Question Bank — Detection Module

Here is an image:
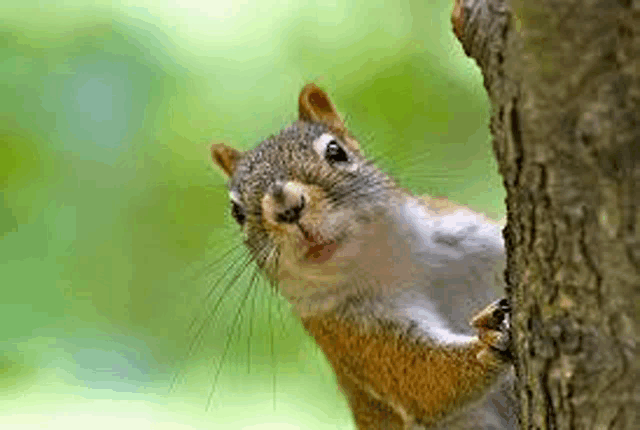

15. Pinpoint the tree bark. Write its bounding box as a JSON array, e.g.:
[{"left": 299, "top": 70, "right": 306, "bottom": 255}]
[{"left": 451, "top": 0, "right": 639, "bottom": 429}]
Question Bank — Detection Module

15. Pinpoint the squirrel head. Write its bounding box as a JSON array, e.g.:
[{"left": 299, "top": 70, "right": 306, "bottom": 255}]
[{"left": 211, "top": 84, "right": 398, "bottom": 294}]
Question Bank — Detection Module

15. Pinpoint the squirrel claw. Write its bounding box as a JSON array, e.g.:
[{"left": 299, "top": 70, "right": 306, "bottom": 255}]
[
  {"left": 472, "top": 298, "right": 512, "bottom": 359},
  {"left": 471, "top": 298, "right": 510, "bottom": 331}
]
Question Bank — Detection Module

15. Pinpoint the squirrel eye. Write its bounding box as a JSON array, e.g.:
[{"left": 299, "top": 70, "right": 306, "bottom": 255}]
[
  {"left": 230, "top": 201, "right": 246, "bottom": 225},
  {"left": 325, "top": 140, "right": 348, "bottom": 163}
]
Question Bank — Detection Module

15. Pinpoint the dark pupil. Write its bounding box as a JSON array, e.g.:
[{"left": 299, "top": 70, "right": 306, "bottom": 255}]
[
  {"left": 325, "top": 140, "right": 348, "bottom": 163},
  {"left": 231, "top": 201, "right": 246, "bottom": 225}
]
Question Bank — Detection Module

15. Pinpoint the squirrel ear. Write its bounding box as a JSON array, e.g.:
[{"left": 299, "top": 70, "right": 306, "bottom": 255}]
[
  {"left": 211, "top": 143, "right": 242, "bottom": 177},
  {"left": 298, "top": 84, "right": 345, "bottom": 131}
]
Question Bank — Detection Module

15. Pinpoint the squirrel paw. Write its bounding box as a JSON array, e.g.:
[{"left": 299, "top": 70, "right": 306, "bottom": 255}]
[{"left": 471, "top": 298, "right": 512, "bottom": 360}]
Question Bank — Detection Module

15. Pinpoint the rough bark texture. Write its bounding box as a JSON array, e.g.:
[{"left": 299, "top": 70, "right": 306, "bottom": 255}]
[{"left": 452, "top": 0, "right": 639, "bottom": 429}]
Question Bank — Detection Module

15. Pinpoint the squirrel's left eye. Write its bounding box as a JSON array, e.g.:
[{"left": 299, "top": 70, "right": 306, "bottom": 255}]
[
  {"left": 325, "top": 140, "right": 348, "bottom": 163},
  {"left": 230, "top": 201, "right": 246, "bottom": 225}
]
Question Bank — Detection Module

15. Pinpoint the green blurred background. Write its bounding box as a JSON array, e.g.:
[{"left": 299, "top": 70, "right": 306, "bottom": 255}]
[{"left": 0, "top": 1, "right": 504, "bottom": 429}]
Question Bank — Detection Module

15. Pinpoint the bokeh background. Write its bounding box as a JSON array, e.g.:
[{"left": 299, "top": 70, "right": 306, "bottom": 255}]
[{"left": 1, "top": 1, "right": 504, "bottom": 429}]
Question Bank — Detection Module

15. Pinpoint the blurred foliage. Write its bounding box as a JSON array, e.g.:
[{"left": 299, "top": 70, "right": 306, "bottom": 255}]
[{"left": 1, "top": 1, "right": 503, "bottom": 428}]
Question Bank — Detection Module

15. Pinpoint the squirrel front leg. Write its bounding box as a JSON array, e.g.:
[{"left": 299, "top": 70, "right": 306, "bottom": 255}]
[{"left": 302, "top": 299, "right": 512, "bottom": 429}]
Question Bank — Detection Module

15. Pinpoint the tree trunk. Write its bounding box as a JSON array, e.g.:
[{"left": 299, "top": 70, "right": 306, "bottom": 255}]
[{"left": 451, "top": 0, "right": 639, "bottom": 428}]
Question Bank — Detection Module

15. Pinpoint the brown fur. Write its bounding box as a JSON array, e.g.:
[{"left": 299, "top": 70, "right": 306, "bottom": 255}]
[{"left": 302, "top": 304, "right": 506, "bottom": 429}]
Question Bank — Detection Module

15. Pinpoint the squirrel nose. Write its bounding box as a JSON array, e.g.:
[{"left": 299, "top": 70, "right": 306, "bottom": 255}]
[{"left": 275, "top": 194, "right": 305, "bottom": 224}]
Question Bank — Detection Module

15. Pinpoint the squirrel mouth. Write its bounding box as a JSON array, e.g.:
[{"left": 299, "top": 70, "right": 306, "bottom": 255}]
[{"left": 297, "top": 223, "right": 339, "bottom": 263}]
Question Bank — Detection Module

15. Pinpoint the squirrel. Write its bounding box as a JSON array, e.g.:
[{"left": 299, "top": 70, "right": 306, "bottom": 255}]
[{"left": 210, "top": 84, "right": 518, "bottom": 429}]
